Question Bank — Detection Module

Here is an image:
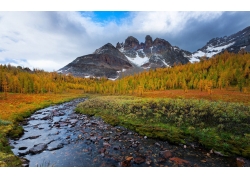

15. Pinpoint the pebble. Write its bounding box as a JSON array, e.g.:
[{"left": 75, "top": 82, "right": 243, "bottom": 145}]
[{"left": 9, "top": 98, "right": 241, "bottom": 167}]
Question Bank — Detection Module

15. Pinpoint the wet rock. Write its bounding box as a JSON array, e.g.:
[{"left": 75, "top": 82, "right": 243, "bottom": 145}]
[
  {"left": 58, "top": 111, "right": 65, "bottom": 116},
  {"left": 157, "top": 157, "right": 166, "bottom": 163},
  {"left": 113, "top": 146, "right": 120, "bottom": 150},
  {"left": 23, "top": 135, "right": 41, "bottom": 140},
  {"left": 214, "top": 151, "right": 227, "bottom": 157},
  {"left": 54, "top": 122, "right": 60, "bottom": 128},
  {"left": 18, "top": 151, "right": 29, "bottom": 156},
  {"left": 69, "top": 119, "right": 78, "bottom": 124},
  {"left": 131, "top": 144, "right": 138, "bottom": 148},
  {"left": 236, "top": 157, "right": 250, "bottom": 167},
  {"left": 103, "top": 142, "right": 111, "bottom": 148},
  {"left": 41, "top": 115, "right": 50, "bottom": 120},
  {"left": 160, "top": 150, "right": 172, "bottom": 159},
  {"left": 169, "top": 157, "right": 190, "bottom": 165},
  {"left": 155, "top": 142, "right": 161, "bottom": 147},
  {"left": 134, "top": 156, "right": 146, "bottom": 164},
  {"left": 146, "top": 159, "right": 152, "bottom": 165},
  {"left": 47, "top": 143, "right": 64, "bottom": 151},
  {"left": 35, "top": 111, "right": 43, "bottom": 115},
  {"left": 144, "top": 136, "right": 147, "bottom": 139},
  {"left": 18, "top": 147, "right": 28, "bottom": 150},
  {"left": 20, "top": 157, "right": 30, "bottom": 167},
  {"left": 125, "top": 156, "right": 133, "bottom": 161},
  {"left": 59, "top": 122, "right": 68, "bottom": 127},
  {"left": 99, "top": 148, "right": 106, "bottom": 154},
  {"left": 90, "top": 136, "right": 97, "bottom": 142},
  {"left": 120, "top": 160, "right": 131, "bottom": 167},
  {"left": 29, "top": 143, "right": 48, "bottom": 154}
]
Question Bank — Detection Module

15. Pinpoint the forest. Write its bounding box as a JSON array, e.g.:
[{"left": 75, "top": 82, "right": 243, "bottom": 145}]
[{"left": 1, "top": 51, "right": 249, "bottom": 97}]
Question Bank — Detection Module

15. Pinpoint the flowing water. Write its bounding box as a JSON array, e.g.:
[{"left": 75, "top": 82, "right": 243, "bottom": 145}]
[{"left": 9, "top": 98, "right": 239, "bottom": 167}]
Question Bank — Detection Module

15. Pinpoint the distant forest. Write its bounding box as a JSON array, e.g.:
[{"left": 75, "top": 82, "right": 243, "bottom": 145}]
[{"left": 1, "top": 51, "right": 250, "bottom": 96}]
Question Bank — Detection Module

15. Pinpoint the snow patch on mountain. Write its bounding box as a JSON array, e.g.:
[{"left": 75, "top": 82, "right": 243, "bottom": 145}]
[
  {"left": 190, "top": 42, "right": 235, "bottom": 63},
  {"left": 125, "top": 53, "right": 149, "bottom": 67}
]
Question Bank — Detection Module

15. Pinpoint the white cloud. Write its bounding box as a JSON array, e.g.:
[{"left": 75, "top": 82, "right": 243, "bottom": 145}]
[
  {"left": 0, "top": 11, "right": 224, "bottom": 71},
  {"left": 128, "top": 11, "right": 223, "bottom": 34}
]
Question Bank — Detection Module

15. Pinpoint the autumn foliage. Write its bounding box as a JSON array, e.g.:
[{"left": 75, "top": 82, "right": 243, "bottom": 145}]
[{"left": 1, "top": 51, "right": 250, "bottom": 97}]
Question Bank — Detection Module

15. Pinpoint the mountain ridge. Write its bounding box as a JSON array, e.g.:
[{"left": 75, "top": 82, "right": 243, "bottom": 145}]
[{"left": 58, "top": 26, "right": 250, "bottom": 78}]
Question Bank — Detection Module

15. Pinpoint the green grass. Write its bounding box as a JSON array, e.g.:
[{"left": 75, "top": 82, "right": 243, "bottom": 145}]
[{"left": 76, "top": 95, "right": 250, "bottom": 158}]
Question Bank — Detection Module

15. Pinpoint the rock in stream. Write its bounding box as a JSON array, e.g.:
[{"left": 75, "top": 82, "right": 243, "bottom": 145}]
[{"left": 9, "top": 98, "right": 243, "bottom": 167}]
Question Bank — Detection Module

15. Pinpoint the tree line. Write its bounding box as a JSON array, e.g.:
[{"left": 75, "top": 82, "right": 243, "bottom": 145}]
[{"left": 1, "top": 51, "right": 250, "bottom": 97}]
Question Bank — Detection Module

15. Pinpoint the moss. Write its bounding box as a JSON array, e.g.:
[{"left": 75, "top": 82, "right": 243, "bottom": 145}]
[
  {"left": 77, "top": 95, "right": 250, "bottom": 158},
  {"left": 7, "top": 125, "right": 24, "bottom": 139},
  {"left": 0, "top": 161, "right": 7, "bottom": 167},
  {"left": 0, "top": 152, "right": 22, "bottom": 167}
]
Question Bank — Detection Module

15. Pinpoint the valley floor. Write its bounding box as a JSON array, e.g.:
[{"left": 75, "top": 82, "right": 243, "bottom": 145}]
[
  {"left": 1, "top": 88, "right": 250, "bottom": 166},
  {"left": 141, "top": 89, "right": 250, "bottom": 105}
]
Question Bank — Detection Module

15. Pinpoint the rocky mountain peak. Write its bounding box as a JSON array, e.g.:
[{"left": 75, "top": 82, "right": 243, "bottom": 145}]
[
  {"left": 145, "top": 35, "right": 153, "bottom": 48},
  {"left": 153, "top": 38, "right": 171, "bottom": 47},
  {"left": 115, "top": 35, "right": 190, "bottom": 68},
  {"left": 124, "top": 36, "right": 139, "bottom": 50}
]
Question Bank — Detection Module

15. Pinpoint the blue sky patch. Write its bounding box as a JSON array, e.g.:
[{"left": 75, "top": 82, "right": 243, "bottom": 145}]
[{"left": 81, "top": 11, "right": 131, "bottom": 24}]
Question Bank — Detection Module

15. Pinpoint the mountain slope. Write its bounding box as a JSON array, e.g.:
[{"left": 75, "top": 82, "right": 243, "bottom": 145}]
[
  {"left": 189, "top": 26, "right": 250, "bottom": 62},
  {"left": 58, "top": 43, "right": 133, "bottom": 79},
  {"left": 116, "top": 35, "right": 191, "bottom": 68},
  {"left": 58, "top": 26, "right": 250, "bottom": 78}
]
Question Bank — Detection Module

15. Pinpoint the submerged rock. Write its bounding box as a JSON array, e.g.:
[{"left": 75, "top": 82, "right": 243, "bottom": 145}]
[{"left": 29, "top": 143, "right": 47, "bottom": 154}]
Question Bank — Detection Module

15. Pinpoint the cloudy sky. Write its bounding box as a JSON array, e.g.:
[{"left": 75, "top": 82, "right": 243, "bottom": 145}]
[{"left": 0, "top": 1, "right": 250, "bottom": 71}]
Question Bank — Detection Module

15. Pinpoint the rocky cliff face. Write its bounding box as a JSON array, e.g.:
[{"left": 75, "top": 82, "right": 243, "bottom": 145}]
[
  {"left": 58, "top": 43, "right": 132, "bottom": 79},
  {"left": 59, "top": 35, "right": 191, "bottom": 78},
  {"left": 116, "top": 35, "right": 190, "bottom": 68}
]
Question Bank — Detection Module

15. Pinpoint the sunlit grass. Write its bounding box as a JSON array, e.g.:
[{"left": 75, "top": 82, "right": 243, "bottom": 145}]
[{"left": 76, "top": 95, "right": 250, "bottom": 158}]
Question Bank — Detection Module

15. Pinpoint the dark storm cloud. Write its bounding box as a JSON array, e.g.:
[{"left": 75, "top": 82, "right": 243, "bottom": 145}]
[{"left": 166, "top": 11, "right": 250, "bottom": 52}]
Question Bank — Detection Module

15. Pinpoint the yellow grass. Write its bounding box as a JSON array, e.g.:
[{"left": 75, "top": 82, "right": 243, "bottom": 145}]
[
  {"left": 0, "top": 90, "right": 84, "bottom": 121},
  {"left": 141, "top": 89, "right": 250, "bottom": 105}
]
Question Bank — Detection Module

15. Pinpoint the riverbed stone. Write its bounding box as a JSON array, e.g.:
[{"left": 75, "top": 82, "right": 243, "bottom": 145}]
[
  {"left": 160, "top": 150, "right": 172, "bottom": 159},
  {"left": 41, "top": 115, "right": 50, "bottom": 120},
  {"left": 10, "top": 98, "right": 242, "bottom": 167},
  {"left": 47, "top": 143, "right": 64, "bottom": 151},
  {"left": 120, "top": 160, "right": 131, "bottom": 167},
  {"left": 134, "top": 156, "right": 146, "bottom": 164},
  {"left": 18, "top": 147, "right": 28, "bottom": 150},
  {"left": 103, "top": 142, "right": 111, "bottom": 148},
  {"left": 69, "top": 119, "right": 78, "bottom": 124},
  {"left": 236, "top": 157, "right": 250, "bottom": 167},
  {"left": 29, "top": 143, "right": 48, "bottom": 154},
  {"left": 169, "top": 157, "right": 190, "bottom": 165}
]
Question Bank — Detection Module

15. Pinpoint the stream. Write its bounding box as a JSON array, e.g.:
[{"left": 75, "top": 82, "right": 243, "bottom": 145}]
[{"left": 9, "top": 98, "right": 244, "bottom": 167}]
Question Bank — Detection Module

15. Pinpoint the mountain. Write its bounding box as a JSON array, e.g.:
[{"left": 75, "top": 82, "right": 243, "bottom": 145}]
[
  {"left": 58, "top": 43, "right": 133, "bottom": 79},
  {"left": 189, "top": 26, "right": 250, "bottom": 62},
  {"left": 58, "top": 26, "right": 250, "bottom": 78},
  {"left": 116, "top": 35, "right": 190, "bottom": 68},
  {"left": 58, "top": 35, "right": 190, "bottom": 78}
]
